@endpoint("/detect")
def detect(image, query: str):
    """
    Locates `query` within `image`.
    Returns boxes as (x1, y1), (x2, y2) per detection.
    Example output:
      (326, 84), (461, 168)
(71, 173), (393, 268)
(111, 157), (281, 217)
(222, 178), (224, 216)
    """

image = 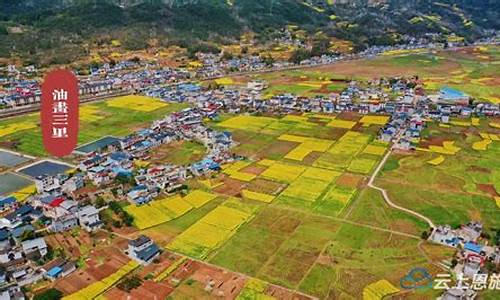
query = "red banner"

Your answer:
(41, 69), (79, 157)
